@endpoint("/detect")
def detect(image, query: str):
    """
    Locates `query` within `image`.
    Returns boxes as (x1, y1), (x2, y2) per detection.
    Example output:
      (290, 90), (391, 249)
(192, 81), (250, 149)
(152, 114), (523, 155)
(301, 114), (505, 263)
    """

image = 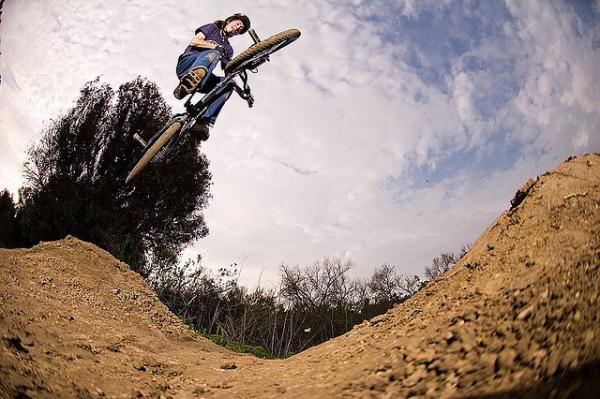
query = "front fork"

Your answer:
(233, 71), (254, 108)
